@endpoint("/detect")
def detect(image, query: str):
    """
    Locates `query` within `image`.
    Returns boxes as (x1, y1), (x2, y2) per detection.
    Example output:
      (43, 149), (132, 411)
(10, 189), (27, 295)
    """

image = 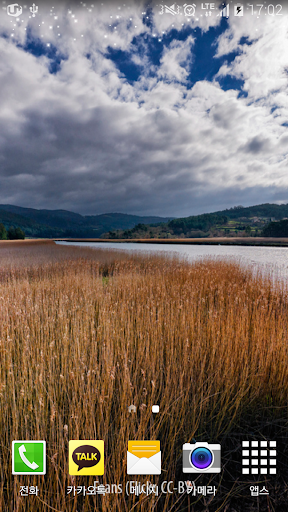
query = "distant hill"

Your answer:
(104, 203), (288, 239)
(219, 203), (288, 220)
(1, 202), (288, 240)
(0, 209), (46, 234)
(0, 205), (173, 238)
